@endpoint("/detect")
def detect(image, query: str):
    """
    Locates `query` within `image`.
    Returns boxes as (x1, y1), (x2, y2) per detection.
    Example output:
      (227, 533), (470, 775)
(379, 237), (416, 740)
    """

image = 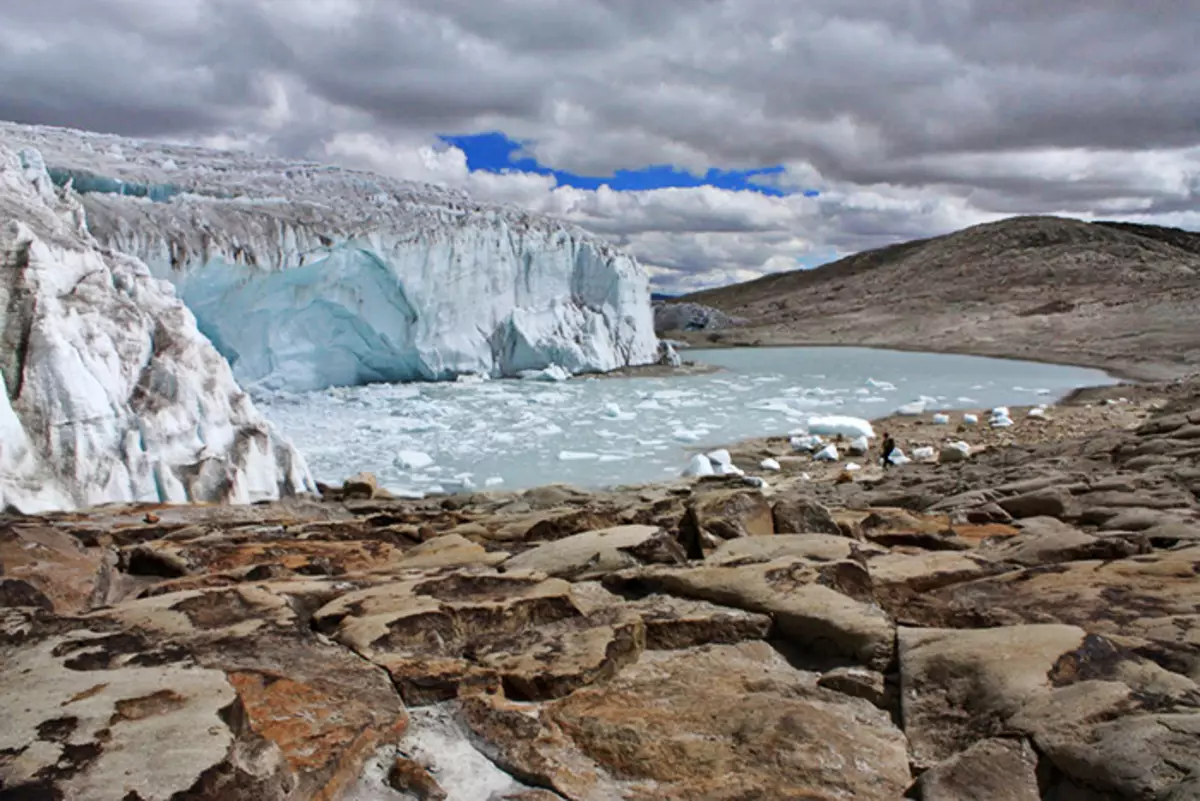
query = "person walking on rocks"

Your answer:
(880, 432), (896, 470)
